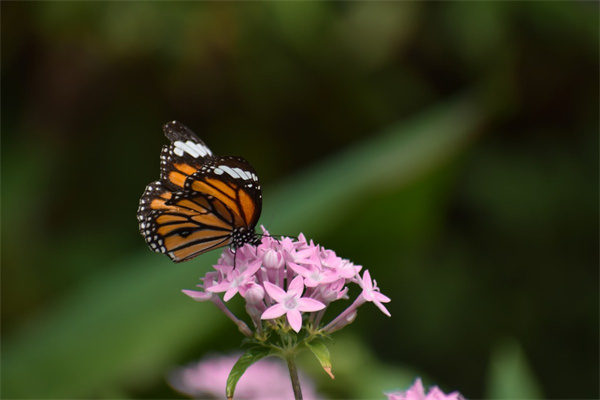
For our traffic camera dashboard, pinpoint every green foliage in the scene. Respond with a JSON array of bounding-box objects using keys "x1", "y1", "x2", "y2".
[
  {"x1": 2, "y1": 254, "x2": 223, "y2": 397},
  {"x1": 305, "y1": 341, "x2": 333, "y2": 379},
  {"x1": 2, "y1": 1, "x2": 597, "y2": 398},
  {"x1": 226, "y1": 348, "x2": 271, "y2": 399},
  {"x1": 486, "y1": 338, "x2": 543, "y2": 399}
]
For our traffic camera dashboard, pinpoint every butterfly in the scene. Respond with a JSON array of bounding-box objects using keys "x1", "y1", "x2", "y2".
[{"x1": 137, "y1": 121, "x2": 262, "y2": 263}]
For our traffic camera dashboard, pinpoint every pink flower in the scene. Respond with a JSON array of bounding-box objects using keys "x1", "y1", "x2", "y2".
[
  {"x1": 316, "y1": 278, "x2": 349, "y2": 303},
  {"x1": 336, "y1": 259, "x2": 362, "y2": 279},
  {"x1": 181, "y1": 272, "x2": 219, "y2": 302},
  {"x1": 169, "y1": 353, "x2": 319, "y2": 400},
  {"x1": 261, "y1": 276, "x2": 326, "y2": 332},
  {"x1": 289, "y1": 262, "x2": 340, "y2": 287},
  {"x1": 207, "y1": 259, "x2": 262, "y2": 301},
  {"x1": 358, "y1": 269, "x2": 391, "y2": 317},
  {"x1": 386, "y1": 378, "x2": 464, "y2": 400}
]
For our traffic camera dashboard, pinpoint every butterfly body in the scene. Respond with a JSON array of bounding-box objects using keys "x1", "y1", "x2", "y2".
[{"x1": 138, "y1": 121, "x2": 262, "y2": 263}]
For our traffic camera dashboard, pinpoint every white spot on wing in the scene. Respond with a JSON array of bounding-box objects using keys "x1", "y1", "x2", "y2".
[
  {"x1": 233, "y1": 167, "x2": 250, "y2": 180},
  {"x1": 174, "y1": 141, "x2": 200, "y2": 158},
  {"x1": 219, "y1": 165, "x2": 240, "y2": 179},
  {"x1": 187, "y1": 140, "x2": 211, "y2": 157}
]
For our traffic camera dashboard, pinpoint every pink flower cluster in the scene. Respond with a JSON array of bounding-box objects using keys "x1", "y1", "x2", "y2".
[{"x1": 183, "y1": 229, "x2": 391, "y2": 335}]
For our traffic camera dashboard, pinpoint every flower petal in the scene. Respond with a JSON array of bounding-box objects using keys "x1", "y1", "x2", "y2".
[
  {"x1": 361, "y1": 270, "x2": 373, "y2": 291},
  {"x1": 263, "y1": 281, "x2": 287, "y2": 302},
  {"x1": 287, "y1": 275, "x2": 305, "y2": 296},
  {"x1": 373, "y1": 300, "x2": 392, "y2": 317},
  {"x1": 373, "y1": 291, "x2": 391, "y2": 303},
  {"x1": 261, "y1": 304, "x2": 286, "y2": 320},
  {"x1": 182, "y1": 289, "x2": 212, "y2": 302},
  {"x1": 206, "y1": 281, "x2": 232, "y2": 294},
  {"x1": 223, "y1": 287, "x2": 239, "y2": 302},
  {"x1": 297, "y1": 298, "x2": 326, "y2": 312},
  {"x1": 286, "y1": 309, "x2": 303, "y2": 332}
]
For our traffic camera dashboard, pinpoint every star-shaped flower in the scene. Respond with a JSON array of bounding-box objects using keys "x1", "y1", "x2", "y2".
[
  {"x1": 358, "y1": 270, "x2": 391, "y2": 317},
  {"x1": 207, "y1": 259, "x2": 262, "y2": 301},
  {"x1": 261, "y1": 276, "x2": 326, "y2": 332}
]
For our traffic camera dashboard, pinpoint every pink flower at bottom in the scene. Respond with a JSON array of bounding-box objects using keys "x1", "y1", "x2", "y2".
[
  {"x1": 168, "y1": 353, "x2": 319, "y2": 400},
  {"x1": 386, "y1": 378, "x2": 464, "y2": 400}
]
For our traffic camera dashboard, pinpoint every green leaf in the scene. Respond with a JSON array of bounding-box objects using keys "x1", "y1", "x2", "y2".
[
  {"x1": 305, "y1": 341, "x2": 334, "y2": 379},
  {"x1": 226, "y1": 347, "x2": 272, "y2": 399},
  {"x1": 485, "y1": 337, "x2": 544, "y2": 399}
]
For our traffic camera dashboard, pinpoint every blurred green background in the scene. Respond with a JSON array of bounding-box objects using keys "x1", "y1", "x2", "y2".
[{"x1": 2, "y1": 2, "x2": 598, "y2": 399}]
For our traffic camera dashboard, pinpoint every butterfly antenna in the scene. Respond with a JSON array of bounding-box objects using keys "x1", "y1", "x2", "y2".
[{"x1": 254, "y1": 232, "x2": 299, "y2": 244}]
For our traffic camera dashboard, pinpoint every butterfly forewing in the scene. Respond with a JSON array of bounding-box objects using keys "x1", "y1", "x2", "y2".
[
  {"x1": 137, "y1": 121, "x2": 262, "y2": 263},
  {"x1": 160, "y1": 121, "x2": 212, "y2": 190}
]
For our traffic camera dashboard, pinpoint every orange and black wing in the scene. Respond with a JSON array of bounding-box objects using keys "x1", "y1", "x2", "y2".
[
  {"x1": 138, "y1": 181, "x2": 240, "y2": 262},
  {"x1": 137, "y1": 121, "x2": 262, "y2": 263}
]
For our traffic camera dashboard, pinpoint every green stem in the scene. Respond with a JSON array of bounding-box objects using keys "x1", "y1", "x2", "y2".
[{"x1": 285, "y1": 355, "x2": 303, "y2": 400}]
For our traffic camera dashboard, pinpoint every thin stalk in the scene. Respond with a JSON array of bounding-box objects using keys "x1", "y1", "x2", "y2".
[{"x1": 285, "y1": 355, "x2": 303, "y2": 400}]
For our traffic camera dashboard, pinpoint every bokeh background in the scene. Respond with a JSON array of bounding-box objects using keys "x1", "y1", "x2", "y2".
[{"x1": 2, "y1": 2, "x2": 598, "y2": 399}]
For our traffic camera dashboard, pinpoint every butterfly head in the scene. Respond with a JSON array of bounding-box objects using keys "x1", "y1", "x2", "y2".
[{"x1": 231, "y1": 226, "x2": 261, "y2": 250}]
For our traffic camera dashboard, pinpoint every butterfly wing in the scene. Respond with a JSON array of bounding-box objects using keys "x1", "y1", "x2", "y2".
[
  {"x1": 160, "y1": 121, "x2": 262, "y2": 229},
  {"x1": 137, "y1": 121, "x2": 262, "y2": 263},
  {"x1": 138, "y1": 181, "x2": 239, "y2": 262}
]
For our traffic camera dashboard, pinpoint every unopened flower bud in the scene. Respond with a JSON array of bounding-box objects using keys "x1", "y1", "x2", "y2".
[{"x1": 263, "y1": 249, "x2": 285, "y2": 269}]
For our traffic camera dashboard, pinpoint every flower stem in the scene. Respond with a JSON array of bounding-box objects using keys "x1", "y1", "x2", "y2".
[
  {"x1": 285, "y1": 355, "x2": 303, "y2": 400},
  {"x1": 321, "y1": 295, "x2": 364, "y2": 334}
]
